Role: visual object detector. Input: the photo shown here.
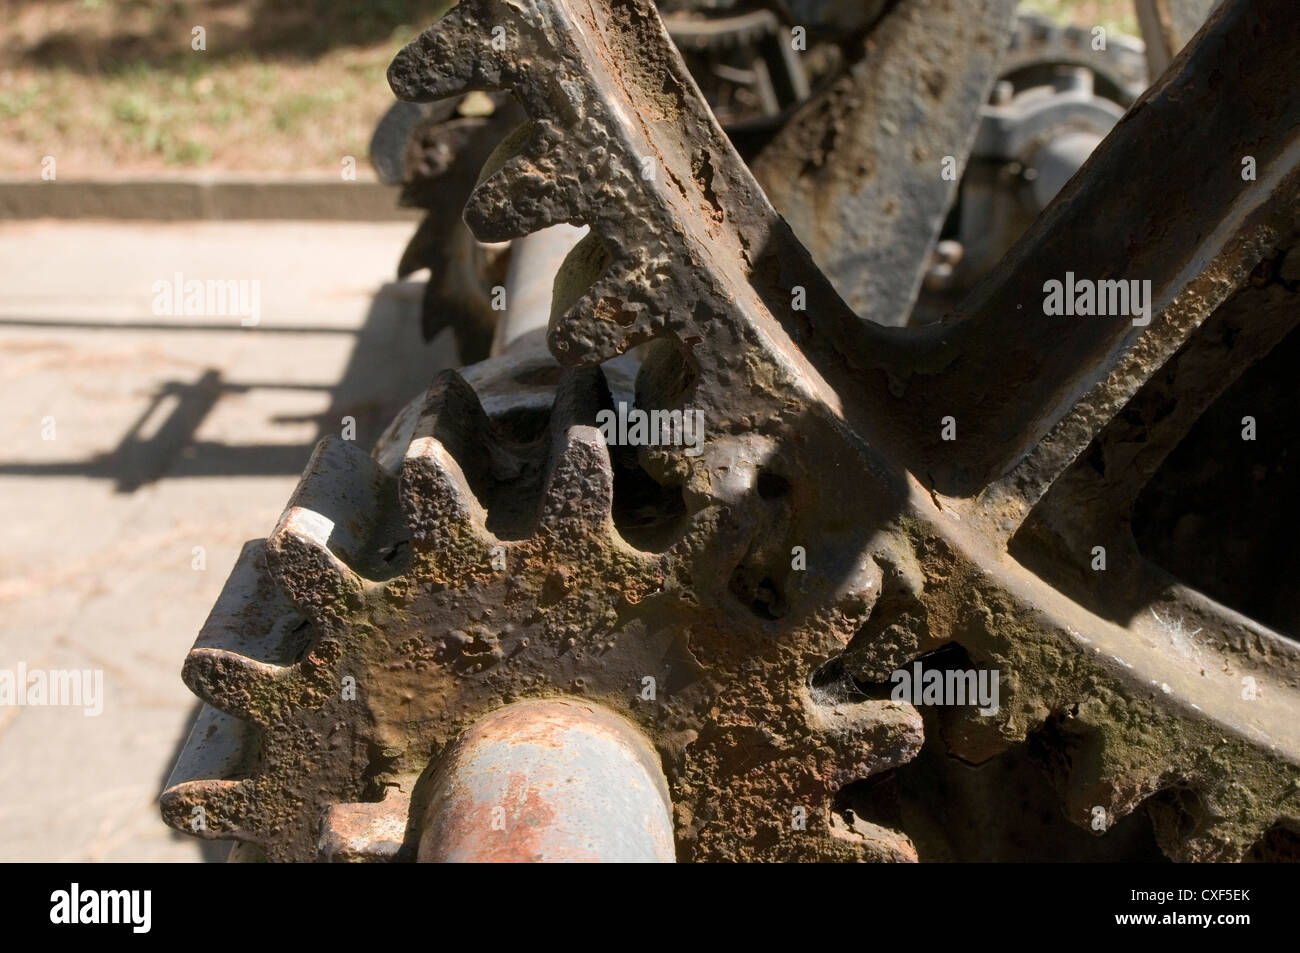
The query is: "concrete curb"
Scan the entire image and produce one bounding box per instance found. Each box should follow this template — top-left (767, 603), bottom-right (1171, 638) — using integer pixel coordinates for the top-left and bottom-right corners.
top-left (0, 175), bottom-right (422, 221)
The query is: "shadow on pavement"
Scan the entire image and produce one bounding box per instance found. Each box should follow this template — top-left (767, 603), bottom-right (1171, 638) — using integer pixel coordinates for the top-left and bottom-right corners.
top-left (0, 281), bottom-right (455, 491)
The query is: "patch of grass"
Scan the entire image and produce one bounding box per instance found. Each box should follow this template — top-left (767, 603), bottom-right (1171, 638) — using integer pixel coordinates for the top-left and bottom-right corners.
top-left (1020, 0), bottom-right (1139, 36)
top-left (0, 82), bottom-right (41, 120)
top-left (0, 0), bottom-right (451, 173)
top-left (272, 93), bottom-right (322, 134)
top-left (0, 0), bottom-right (1141, 175)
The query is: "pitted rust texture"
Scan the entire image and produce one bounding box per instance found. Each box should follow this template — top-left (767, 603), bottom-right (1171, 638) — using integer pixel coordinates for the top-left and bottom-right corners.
top-left (163, 364), bottom-right (922, 861)
top-left (164, 0), bottom-right (1300, 862)
top-left (383, 0), bottom-right (891, 447)
top-left (319, 788), bottom-right (415, 862)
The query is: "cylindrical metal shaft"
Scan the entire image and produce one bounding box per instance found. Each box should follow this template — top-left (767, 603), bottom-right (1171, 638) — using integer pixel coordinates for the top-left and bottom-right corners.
top-left (418, 697), bottom-right (675, 862)
top-left (491, 223), bottom-right (588, 356)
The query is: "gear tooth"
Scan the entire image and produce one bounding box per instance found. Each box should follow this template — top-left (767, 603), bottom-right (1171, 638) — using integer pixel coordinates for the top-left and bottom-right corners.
top-left (1050, 720), bottom-right (1289, 861)
top-left (1147, 805), bottom-right (1256, 863)
top-left (266, 507), bottom-right (366, 627)
top-left (400, 436), bottom-right (488, 548)
top-left (546, 224), bottom-right (610, 324)
top-left (1026, 708), bottom-right (1174, 835)
top-left (164, 704), bottom-right (259, 791)
top-left (1110, 755), bottom-right (1291, 862)
top-left (169, 543), bottom-right (298, 803)
top-left (182, 647), bottom-right (294, 727)
top-left (819, 556), bottom-right (885, 646)
top-left (411, 369), bottom-right (496, 482)
top-left (658, 506), bottom-right (749, 588)
top-left (160, 778), bottom-right (259, 842)
top-left (264, 436), bottom-right (386, 624)
top-left (388, 0), bottom-right (509, 103)
top-left (829, 816), bottom-right (919, 863)
top-left (1153, 805), bottom-right (1300, 863)
top-left (550, 365), bottom-right (611, 427)
top-left (538, 425), bottom-right (615, 534)
top-left (399, 370), bottom-right (496, 557)
top-left (548, 231), bottom-right (652, 365)
top-left (807, 699), bottom-right (925, 785)
top-left (282, 436), bottom-right (391, 566)
top-left (464, 121), bottom-right (583, 242)
top-left (398, 213), bottom-right (444, 279)
top-left (550, 277), bottom-right (653, 366)
top-left (192, 539), bottom-right (304, 661)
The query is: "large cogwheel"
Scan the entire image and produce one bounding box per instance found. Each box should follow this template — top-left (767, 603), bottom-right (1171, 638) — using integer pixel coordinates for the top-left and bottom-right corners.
top-left (161, 353), bottom-right (922, 861)
top-left (165, 0), bottom-right (1300, 862)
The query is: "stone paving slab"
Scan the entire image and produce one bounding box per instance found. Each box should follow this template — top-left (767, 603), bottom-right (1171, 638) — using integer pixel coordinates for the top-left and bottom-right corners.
top-left (0, 220), bottom-right (456, 861)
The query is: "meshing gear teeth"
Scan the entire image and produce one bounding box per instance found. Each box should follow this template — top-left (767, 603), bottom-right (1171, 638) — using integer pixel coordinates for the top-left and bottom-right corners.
top-left (385, 0), bottom-right (877, 383)
top-left (162, 365), bottom-right (923, 861)
top-left (166, 0), bottom-right (1300, 861)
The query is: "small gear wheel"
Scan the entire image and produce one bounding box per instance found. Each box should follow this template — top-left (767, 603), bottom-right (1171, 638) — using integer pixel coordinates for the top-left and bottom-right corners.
top-left (162, 358), bottom-right (922, 861)
top-left (1005, 11), bottom-right (1149, 105)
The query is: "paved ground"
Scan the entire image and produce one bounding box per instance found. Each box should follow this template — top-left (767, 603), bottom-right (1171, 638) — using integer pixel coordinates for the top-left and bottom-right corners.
top-left (0, 220), bottom-right (456, 861)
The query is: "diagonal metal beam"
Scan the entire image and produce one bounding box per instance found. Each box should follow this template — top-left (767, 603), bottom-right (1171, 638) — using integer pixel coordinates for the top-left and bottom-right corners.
top-left (1025, 270), bottom-right (1300, 548)
top-left (896, 0), bottom-right (1300, 511)
top-left (752, 0), bottom-right (1018, 327)
top-left (1135, 0), bottom-right (1221, 78)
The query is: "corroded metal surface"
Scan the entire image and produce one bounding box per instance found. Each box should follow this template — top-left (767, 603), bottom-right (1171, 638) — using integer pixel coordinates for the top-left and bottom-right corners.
top-left (319, 788), bottom-right (415, 862)
top-left (752, 0), bottom-right (1019, 326)
top-left (418, 698), bottom-right (675, 862)
top-left (161, 359), bottom-right (923, 861)
top-left (163, 0), bottom-right (1300, 863)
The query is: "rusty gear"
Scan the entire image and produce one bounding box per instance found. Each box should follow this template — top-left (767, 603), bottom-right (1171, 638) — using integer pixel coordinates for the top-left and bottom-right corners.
top-left (166, 0), bottom-right (1300, 863)
top-left (163, 357), bottom-right (920, 861)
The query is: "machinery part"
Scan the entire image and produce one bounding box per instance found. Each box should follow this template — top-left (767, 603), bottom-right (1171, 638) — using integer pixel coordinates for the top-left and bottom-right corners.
top-left (160, 361), bottom-right (921, 862)
top-left (1135, 0), bottom-right (1220, 78)
top-left (161, 0), bottom-right (934, 854)
top-left (914, 10), bottom-right (1154, 312)
top-left (491, 223), bottom-right (588, 356)
top-left (393, 95), bottom-right (521, 360)
top-left (369, 100), bottom-right (431, 186)
top-left (166, 0), bottom-right (1300, 862)
top-left (662, 8), bottom-right (810, 134)
top-left (1001, 10), bottom-right (1147, 107)
top-left (922, 64), bottom-right (1127, 309)
top-left (776, 0), bottom-right (889, 39)
top-left (973, 66), bottom-right (1126, 209)
top-left (751, 0), bottom-right (1021, 327)
top-left (418, 697), bottom-right (676, 862)
top-left (386, 1), bottom-right (839, 363)
top-left (385, 5), bottom-right (1151, 352)
top-left (318, 787), bottom-right (414, 862)
top-left (752, 5), bottom-right (1149, 326)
